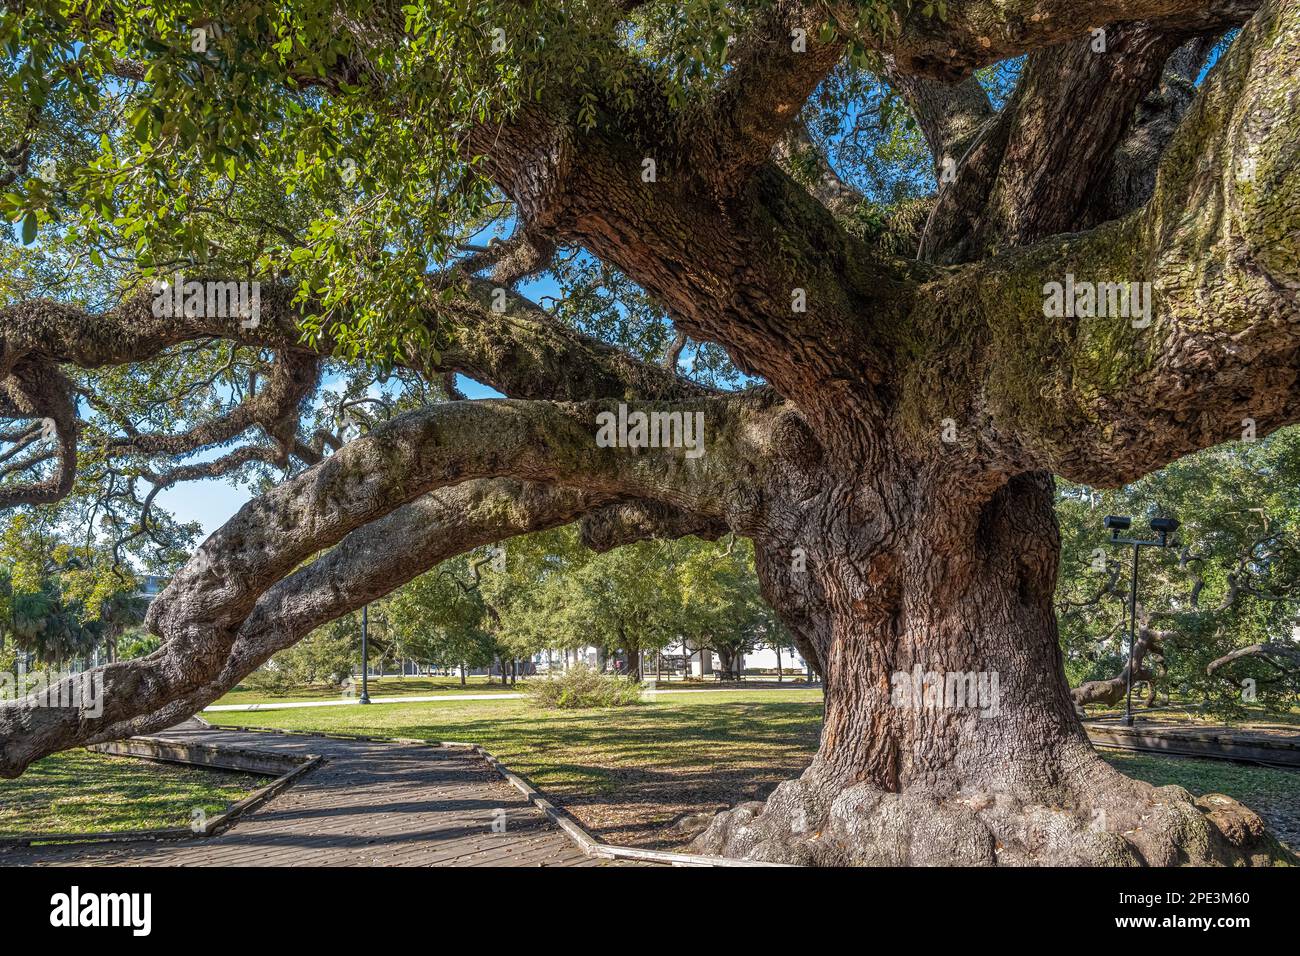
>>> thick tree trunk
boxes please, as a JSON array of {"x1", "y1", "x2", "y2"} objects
[
  {"x1": 694, "y1": 472, "x2": 1286, "y2": 866},
  {"x1": 716, "y1": 647, "x2": 734, "y2": 681},
  {"x1": 0, "y1": 0, "x2": 1293, "y2": 872},
  {"x1": 617, "y1": 625, "x2": 642, "y2": 681}
]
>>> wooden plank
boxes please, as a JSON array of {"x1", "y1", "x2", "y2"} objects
[{"x1": 1086, "y1": 723, "x2": 1300, "y2": 768}]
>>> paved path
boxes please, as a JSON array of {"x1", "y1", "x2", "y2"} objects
[
  {"x1": 1, "y1": 725, "x2": 628, "y2": 867},
  {"x1": 205, "y1": 684, "x2": 818, "y2": 712}
]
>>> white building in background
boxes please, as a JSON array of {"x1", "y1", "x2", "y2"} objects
[
  {"x1": 745, "y1": 645, "x2": 807, "y2": 673},
  {"x1": 136, "y1": 574, "x2": 167, "y2": 602},
  {"x1": 530, "y1": 642, "x2": 809, "y2": 678}
]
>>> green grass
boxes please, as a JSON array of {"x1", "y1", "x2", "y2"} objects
[
  {"x1": 206, "y1": 689, "x2": 1299, "y2": 850},
  {"x1": 0, "y1": 749, "x2": 265, "y2": 838},
  {"x1": 1102, "y1": 749, "x2": 1299, "y2": 802},
  {"x1": 213, "y1": 674, "x2": 524, "y2": 706},
  {"x1": 212, "y1": 674, "x2": 819, "y2": 707},
  {"x1": 209, "y1": 690, "x2": 824, "y2": 794}
]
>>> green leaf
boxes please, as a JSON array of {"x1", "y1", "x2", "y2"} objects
[
  {"x1": 131, "y1": 108, "x2": 152, "y2": 144},
  {"x1": 20, "y1": 211, "x2": 37, "y2": 245}
]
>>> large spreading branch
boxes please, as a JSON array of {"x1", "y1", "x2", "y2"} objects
[
  {"x1": 879, "y1": 62, "x2": 993, "y2": 165},
  {"x1": 1071, "y1": 618, "x2": 1172, "y2": 710},
  {"x1": 919, "y1": 24, "x2": 1190, "y2": 263},
  {"x1": 0, "y1": 279, "x2": 698, "y2": 404},
  {"x1": 472, "y1": 106, "x2": 922, "y2": 435},
  {"x1": 0, "y1": 271, "x2": 708, "y2": 507},
  {"x1": 77, "y1": 479, "x2": 619, "y2": 746},
  {"x1": 690, "y1": 0, "x2": 846, "y2": 197},
  {"x1": 919, "y1": 8, "x2": 1256, "y2": 263},
  {"x1": 0, "y1": 356, "x2": 78, "y2": 508},
  {"x1": 447, "y1": 280, "x2": 711, "y2": 402},
  {"x1": 869, "y1": 0, "x2": 1267, "y2": 78},
  {"x1": 1081, "y1": 34, "x2": 1226, "y2": 227},
  {"x1": 105, "y1": 349, "x2": 320, "y2": 463},
  {"x1": 145, "y1": 395, "x2": 743, "y2": 639},
  {"x1": 1207, "y1": 642, "x2": 1300, "y2": 680},
  {"x1": 909, "y1": 0, "x2": 1300, "y2": 487},
  {"x1": 0, "y1": 389, "x2": 787, "y2": 774},
  {"x1": 772, "y1": 120, "x2": 867, "y2": 221}
]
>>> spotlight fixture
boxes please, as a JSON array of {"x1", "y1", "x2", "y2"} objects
[
  {"x1": 1149, "y1": 517, "x2": 1181, "y2": 535},
  {"x1": 1103, "y1": 515, "x2": 1132, "y2": 532}
]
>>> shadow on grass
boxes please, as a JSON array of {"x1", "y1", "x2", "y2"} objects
[
  {"x1": 212, "y1": 696, "x2": 823, "y2": 847},
  {"x1": 0, "y1": 750, "x2": 264, "y2": 836}
]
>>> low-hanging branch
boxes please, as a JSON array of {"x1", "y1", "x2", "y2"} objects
[
  {"x1": 1, "y1": 0, "x2": 1297, "y2": 868},
  {"x1": 0, "y1": 389, "x2": 789, "y2": 775}
]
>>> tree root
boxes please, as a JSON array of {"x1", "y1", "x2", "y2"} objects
[{"x1": 690, "y1": 762, "x2": 1295, "y2": 867}]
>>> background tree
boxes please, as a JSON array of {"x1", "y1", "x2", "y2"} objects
[
  {"x1": 0, "y1": 511, "x2": 147, "y2": 665},
  {"x1": 677, "y1": 537, "x2": 780, "y2": 680},
  {"x1": 1, "y1": 0, "x2": 1296, "y2": 867},
  {"x1": 1058, "y1": 427, "x2": 1300, "y2": 718},
  {"x1": 243, "y1": 615, "x2": 357, "y2": 695},
  {"x1": 484, "y1": 528, "x2": 685, "y2": 681},
  {"x1": 388, "y1": 554, "x2": 500, "y2": 685}
]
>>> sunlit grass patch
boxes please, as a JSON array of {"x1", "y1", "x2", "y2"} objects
[{"x1": 0, "y1": 749, "x2": 264, "y2": 838}]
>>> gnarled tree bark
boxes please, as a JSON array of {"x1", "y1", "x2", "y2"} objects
[{"x1": 1, "y1": 0, "x2": 1297, "y2": 867}]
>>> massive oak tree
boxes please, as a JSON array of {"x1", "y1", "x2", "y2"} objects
[{"x1": 1, "y1": 0, "x2": 1297, "y2": 865}]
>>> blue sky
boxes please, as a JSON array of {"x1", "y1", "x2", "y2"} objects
[{"x1": 156, "y1": 374, "x2": 505, "y2": 536}]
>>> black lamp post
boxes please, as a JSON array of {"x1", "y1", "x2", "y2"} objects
[
  {"x1": 1102, "y1": 515, "x2": 1179, "y2": 726},
  {"x1": 359, "y1": 604, "x2": 371, "y2": 705}
]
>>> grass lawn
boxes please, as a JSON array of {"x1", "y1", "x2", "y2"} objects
[
  {"x1": 209, "y1": 689, "x2": 824, "y2": 846},
  {"x1": 208, "y1": 688, "x2": 1300, "y2": 851},
  {"x1": 213, "y1": 674, "x2": 524, "y2": 706},
  {"x1": 212, "y1": 674, "x2": 820, "y2": 707},
  {"x1": 0, "y1": 749, "x2": 265, "y2": 839}
]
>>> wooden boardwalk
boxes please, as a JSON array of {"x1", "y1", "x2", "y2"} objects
[
  {"x1": 1085, "y1": 720, "x2": 1300, "y2": 768},
  {"x1": 1, "y1": 725, "x2": 631, "y2": 867}
]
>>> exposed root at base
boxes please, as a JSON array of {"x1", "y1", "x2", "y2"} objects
[{"x1": 689, "y1": 764, "x2": 1295, "y2": 867}]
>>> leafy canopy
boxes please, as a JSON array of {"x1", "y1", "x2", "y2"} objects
[{"x1": 1, "y1": 0, "x2": 924, "y2": 359}]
